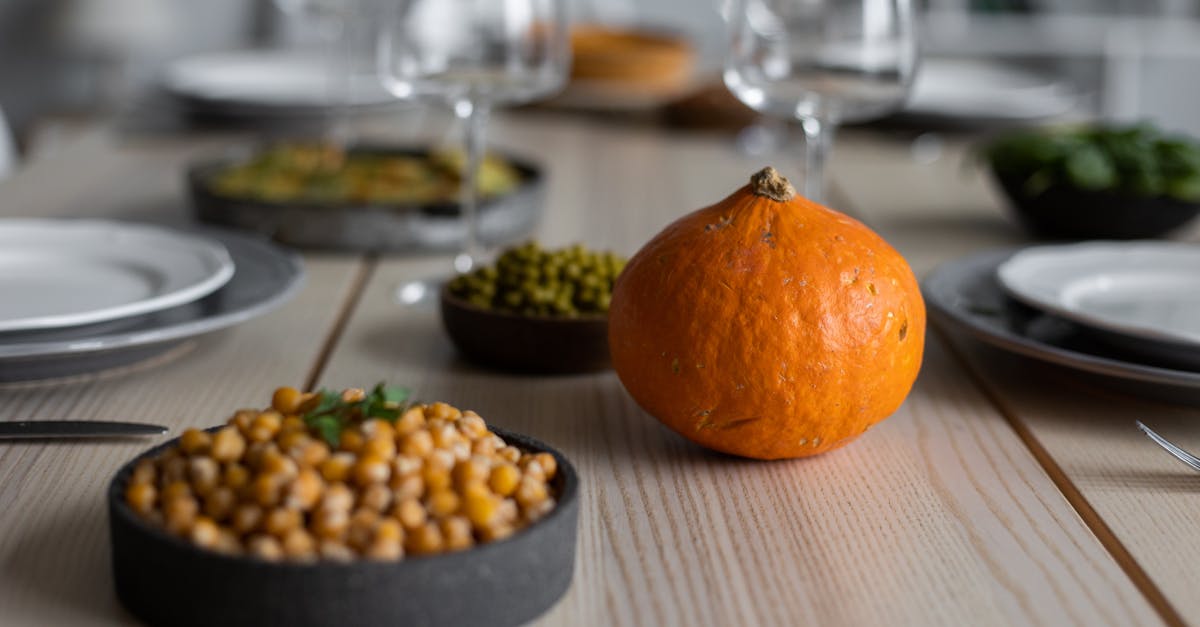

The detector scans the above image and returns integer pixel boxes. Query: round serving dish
[991,168,1200,240]
[440,285,610,374]
[188,145,544,253]
[109,427,579,627]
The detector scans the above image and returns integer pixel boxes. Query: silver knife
[0,421,168,439]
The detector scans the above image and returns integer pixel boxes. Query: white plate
[162,50,394,110]
[904,58,1077,121]
[0,220,235,332]
[996,242,1200,349]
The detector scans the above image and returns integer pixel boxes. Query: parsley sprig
[302,383,411,446]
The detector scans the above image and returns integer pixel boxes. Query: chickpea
[190,516,221,549]
[519,456,546,482]
[188,457,220,496]
[179,429,212,456]
[247,534,284,561]
[422,465,451,492]
[252,474,284,508]
[391,474,424,502]
[353,454,391,486]
[456,414,488,440]
[399,430,433,458]
[125,482,157,515]
[341,388,366,403]
[360,483,392,513]
[247,411,283,443]
[394,498,427,530]
[285,468,324,510]
[321,482,355,512]
[488,463,520,497]
[271,386,304,414]
[405,522,443,555]
[164,495,198,535]
[425,489,460,518]
[260,449,298,479]
[479,523,515,543]
[222,462,250,491]
[231,504,264,535]
[161,480,192,503]
[394,407,426,436]
[363,436,396,461]
[312,506,350,540]
[338,430,365,455]
[440,516,474,552]
[281,528,317,561]
[360,419,394,442]
[162,456,188,484]
[131,459,157,485]
[453,456,491,488]
[320,452,356,483]
[319,539,355,562]
[203,487,237,521]
[532,453,557,480]
[514,476,549,510]
[426,402,461,421]
[232,410,258,434]
[347,508,380,551]
[392,454,422,478]
[471,437,497,456]
[264,507,303,537]
[498,446,522,464]
[430,424,462,449]
[295,439,331,467]
[210,427,246,463]
[463,490,499,530]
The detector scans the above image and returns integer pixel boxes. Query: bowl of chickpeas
[108,385,578,627]
[441,241,627,374]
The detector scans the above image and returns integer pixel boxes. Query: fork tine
[1136,421,1200,472]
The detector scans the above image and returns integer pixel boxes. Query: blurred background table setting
[2,0,1200,626]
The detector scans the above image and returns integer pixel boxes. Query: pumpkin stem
[749,167,797,202]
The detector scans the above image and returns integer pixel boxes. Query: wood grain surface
[831,132,1200,626]
[0,116,1186,626]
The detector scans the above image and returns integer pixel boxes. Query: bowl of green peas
[441,242,627,374]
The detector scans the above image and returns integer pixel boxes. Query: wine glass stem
[326,13,351,148]
[800,117,836,203]
[454,99,491,274]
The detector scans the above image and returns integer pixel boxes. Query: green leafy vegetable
[987,123,1200,202]
[301,383,412,446]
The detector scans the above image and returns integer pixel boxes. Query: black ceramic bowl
[992,168,1200,240]
[188,145,544,252]
[109,427,578,627]
[440,286,610,375]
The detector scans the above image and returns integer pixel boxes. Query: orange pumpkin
[608,167,924,459]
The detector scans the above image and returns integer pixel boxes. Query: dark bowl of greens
[986,124,1200,239]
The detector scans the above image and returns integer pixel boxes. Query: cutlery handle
[0,421,168,439]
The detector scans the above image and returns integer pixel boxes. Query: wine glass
[724,0,918,202]
[274,0,357,146]
[377,0,571,280]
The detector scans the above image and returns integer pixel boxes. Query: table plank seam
[934,324,1186,627]
[301,257,376,392]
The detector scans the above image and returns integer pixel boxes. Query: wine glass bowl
[378,0,569,273]
[724,0,918,201]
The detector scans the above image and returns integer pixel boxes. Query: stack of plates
[161,51,395,115]
[0,220,303,382]
[923,242,1200,405]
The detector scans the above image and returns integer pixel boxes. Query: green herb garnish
[301,383,411,446]
[986,123,1200,202]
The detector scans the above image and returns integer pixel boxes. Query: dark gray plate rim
[922,247,1200,389]
[0,227,304,359]
[109,425,579,570]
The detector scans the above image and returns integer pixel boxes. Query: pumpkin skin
[608,167,925,459]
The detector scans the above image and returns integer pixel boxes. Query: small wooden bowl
[109,428,579,627]
[440,286,610,374]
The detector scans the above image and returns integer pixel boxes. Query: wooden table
[0,112,1197,627]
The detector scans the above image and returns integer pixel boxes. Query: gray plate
[188,146,544,252]
[922,248,1200,405]
[0,228,304,382]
